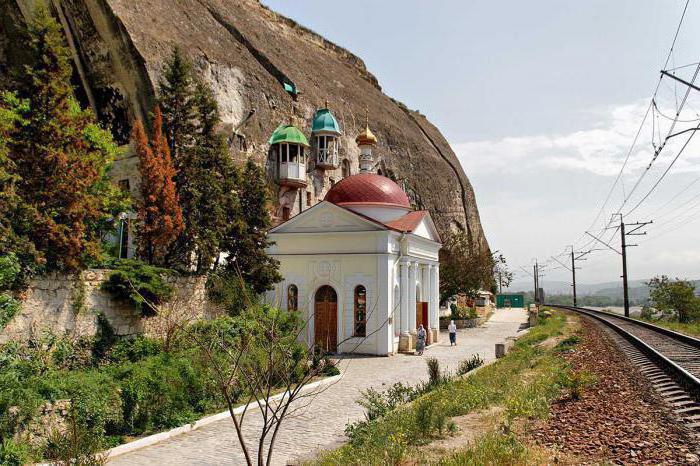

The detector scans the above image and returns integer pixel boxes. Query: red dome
[325,174,411,208]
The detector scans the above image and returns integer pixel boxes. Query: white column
[408,261,417,333]
[430,264,439,328]
[400,260,409,335]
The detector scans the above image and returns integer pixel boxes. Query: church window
[282,207,291,221]
[342,159,351,178]
[306,191,312,207]
[354,285,367,337]
[287,284,298,311]
[289,144,298,163]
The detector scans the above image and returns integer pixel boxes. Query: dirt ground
[530,316,699,465]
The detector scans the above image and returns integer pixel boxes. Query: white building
[267,119,441,356]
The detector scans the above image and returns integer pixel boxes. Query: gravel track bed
[531,316,699,464]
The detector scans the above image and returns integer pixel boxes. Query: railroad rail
[548,305,700,429]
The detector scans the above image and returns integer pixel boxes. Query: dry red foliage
[133,107,183,265]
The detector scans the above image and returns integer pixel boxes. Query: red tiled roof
[384,210,429,232]
[325,173,410,208]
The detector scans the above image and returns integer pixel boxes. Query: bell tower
[356,109,377,173]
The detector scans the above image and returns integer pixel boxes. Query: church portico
[266,115,441,356]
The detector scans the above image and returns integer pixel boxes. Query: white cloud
[452,99,700,177]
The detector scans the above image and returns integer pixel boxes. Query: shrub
[114,354,212,433]
[426,357,441,385]
[0,253,21,290]
[414,398,448,438]
[451,304,476,320]
[0,293,20,330]
[44,402,107,466]
[426,357,451,386]
[457,354,484,375]
[102,259,174,316]
[358,383,417,422]
[558,369,595,401]
[35,370,123,439]
[555,335,581,351]
[640,305,655,320]
[0,439,30,466]
[109,336,162,364]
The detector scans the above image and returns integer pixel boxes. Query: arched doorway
[314,285,338,352]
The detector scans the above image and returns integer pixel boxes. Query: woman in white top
[448,320,457,346]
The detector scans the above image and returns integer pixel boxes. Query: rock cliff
[2,0,489,252]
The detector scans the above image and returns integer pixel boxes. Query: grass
[312,311,580,465]
[639,319,700,338]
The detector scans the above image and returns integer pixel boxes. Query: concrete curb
[32,373,343,464]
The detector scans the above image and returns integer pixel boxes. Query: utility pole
[533,263,538,304]
[571,248,577,307]
[620,220,629,317]
[619,217,652,317]
[498,272,503,294]
[586,216,651,318]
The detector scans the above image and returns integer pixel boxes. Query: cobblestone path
[109,308,528,465]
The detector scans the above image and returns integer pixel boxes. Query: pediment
[411,215,441,243]
[270,201,386,234]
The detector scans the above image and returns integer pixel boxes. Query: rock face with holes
[1,0,489,251]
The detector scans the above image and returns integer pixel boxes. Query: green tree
[647,275,700,323]
[439,231,495,302]
[221,159,281,294]
[0,92,40,282]
[6,9,125,271]
[158,48,239,272]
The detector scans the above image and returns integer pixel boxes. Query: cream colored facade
[267,201,441,356]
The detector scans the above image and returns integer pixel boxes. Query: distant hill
[507,279,700,306]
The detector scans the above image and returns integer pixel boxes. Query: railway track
[548,305,700,431]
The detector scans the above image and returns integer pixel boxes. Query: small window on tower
[342,159,351,178]
[306,191,312,207]
[282,207,291,221]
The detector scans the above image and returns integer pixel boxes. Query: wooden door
[416,302,430,343]
[314,285,338,352]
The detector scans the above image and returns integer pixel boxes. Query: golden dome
[355,124,377,146]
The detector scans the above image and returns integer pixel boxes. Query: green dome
[311,108,341,135]
[268,124,309,146]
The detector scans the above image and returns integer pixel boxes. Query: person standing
[448,320,457,346]
[416,324,426,356]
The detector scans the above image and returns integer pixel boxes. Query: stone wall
[0,269,209,343]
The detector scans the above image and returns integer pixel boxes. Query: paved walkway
[110,308,528,465]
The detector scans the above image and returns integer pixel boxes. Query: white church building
[266,113,441,356]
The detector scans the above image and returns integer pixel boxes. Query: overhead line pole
[617,215,653,317]
[571,248,577,307]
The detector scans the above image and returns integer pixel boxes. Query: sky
[263,1,700,289]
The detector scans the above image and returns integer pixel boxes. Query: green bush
[0,438,30,466]
[113,354,214,434]
[44,403,108,465]
[35,370,123,438]
[0,253,21,290]
[102,259,174,316]
[109,336,162,364]
[450,304,477,320]
[457,354,484,376]
[0,293,20,330]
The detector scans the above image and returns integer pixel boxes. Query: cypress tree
[158,48,239,272]
[7,9,125,271]
[222,158,281,294]
[133,108,184,265]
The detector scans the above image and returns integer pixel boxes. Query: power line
[576,0,691,241]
